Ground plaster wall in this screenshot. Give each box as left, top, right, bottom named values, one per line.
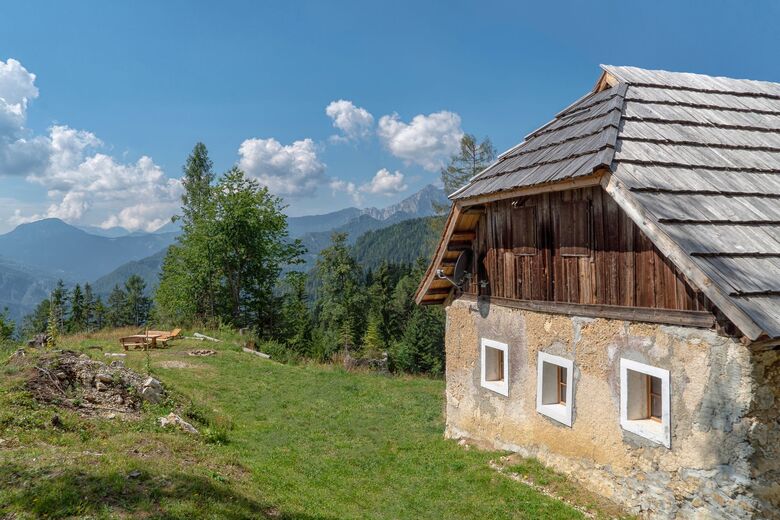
left=444, top=298, right=779, bottom=519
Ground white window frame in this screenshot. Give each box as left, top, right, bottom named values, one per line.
left=480, top=339, right=509, bottom=396
left=620, top=358, right=671, bottom=448
left=536, top=352, right=574, bottom=426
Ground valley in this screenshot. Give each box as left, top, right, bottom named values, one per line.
left=0, top=185, right=447, bottom=327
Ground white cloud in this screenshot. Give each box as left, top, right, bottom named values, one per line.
left=377, top=111, right=463, bottom=171
left=0, top=58, right=49, bottom=177
left=10, top=124, right=182, bottom=232
left=329, top=178, right=362, bottom=205
left=0, top=58, right=38, bottom=135
left=325, top=100, right=374, bottom=142
left=329, top=168, right=408, bottom=205
left=0, top=58, right=183, bottom=232
left=360, top=168, right=407, bottom=195
left=238, top=137, right=326, bottom=197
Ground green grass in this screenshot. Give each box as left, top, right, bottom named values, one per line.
left=0, top=331, right=594, bottom=519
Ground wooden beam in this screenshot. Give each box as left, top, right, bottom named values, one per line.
left=458, top=294, right=716, bottom=329
left=456, top=172, right=605, bottom=207
left=450, top=231, right=476, bottom=242
left=601, top=173, right=764, bottom=340
left=414, top=205, right=462, bottom=305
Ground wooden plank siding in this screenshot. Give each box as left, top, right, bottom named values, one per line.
left=465, top=186, right=711, bottom=313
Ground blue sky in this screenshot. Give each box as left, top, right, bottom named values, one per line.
left=1, top=0, right=779, bottom=232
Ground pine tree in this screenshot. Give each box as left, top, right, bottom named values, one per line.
left=106, top=285, right=128, bottom=327
left=93, top=297, right=106, bottom=330
left=315, top=232, right=366, bottom=355
left=69, top=284, right=86, bottom=332
left=361, top=313, right=384, bottom=357
left=0, top=308, right=15, bottom=342
left=50, top=280, right=68, bottom=331
left=83, top=283, right=96, bottom=331
left=22, top=298, right=50, bottom=336
left=280, top=272, right=313, bottom=354
left=46, top=300, right=59, bottom=348
left=125, top=275, right=151, bottom=327
left=158, top=143, right=219, bottom=322
left=440, top=134, right=496, bottom=197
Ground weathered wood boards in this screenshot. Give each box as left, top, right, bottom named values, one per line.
left=465, top=186, right=711, bottom=313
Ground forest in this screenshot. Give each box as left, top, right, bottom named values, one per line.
left=12, top=136, right=495, bottom=375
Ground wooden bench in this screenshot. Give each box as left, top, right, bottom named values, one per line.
left=120, top=334, right=160, bottom=351
left=146, top=328, right=182, bottom=347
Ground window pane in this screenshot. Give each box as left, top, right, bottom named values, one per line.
left=485, top=346, right=504, bottom=382
left=558, top=366, right=567, bottom=404
left=650, top=395, right=662, bottom=419
left=650, top=375, right=662, bottom=396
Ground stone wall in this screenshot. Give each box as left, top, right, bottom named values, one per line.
left=444, top=298, right=779, bottom=519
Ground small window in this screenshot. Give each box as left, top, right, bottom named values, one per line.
left=481, top=339, right=509, bottom=396
left=536, top=352, right=574, bottom=426
left=620, top=359, right=671, bottom=448
left=558, top=366, right=568, bottom=404
left=558, top=200, right=591, bottom=257
left=512, top=205, right=537, bottom=256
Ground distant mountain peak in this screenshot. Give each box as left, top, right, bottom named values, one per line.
left=360, top=184, right=447, bottom=221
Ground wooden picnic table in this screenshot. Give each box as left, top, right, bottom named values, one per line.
left=120, top=334, right=161, bottom=351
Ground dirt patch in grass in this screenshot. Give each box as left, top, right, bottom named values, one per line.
left=158, top=360, right=196, bottom=369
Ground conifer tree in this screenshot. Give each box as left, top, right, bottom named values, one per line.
left=93, top=297, right=106, bottom=330
left=125, top=275, right=151, bottom=326
left=46, top=300, right=59, bottom=348
left=69, top=284, right=86, bottom=332
left=281, top=272, right=312, bottom=354
left=83, top=283, right=96, bottom=331
left=50, top=280, right=68, bottom=331
left=106, top=285, right=128, bottom=327
left=440, top=134, right=496, bottom=197
left=315, top=232, right=366, bottom=354
left=0, top=308, right=14, bottom=342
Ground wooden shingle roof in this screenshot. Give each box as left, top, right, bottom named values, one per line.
left=439, top=65, right=780, bottom=341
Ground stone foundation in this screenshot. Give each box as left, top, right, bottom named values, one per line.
left=444, top=298, right=780, bottom=519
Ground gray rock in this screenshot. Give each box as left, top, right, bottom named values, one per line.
left=158, top=413, right=198, bottom=434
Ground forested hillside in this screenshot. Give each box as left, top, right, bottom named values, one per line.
left=92, top=249, right=167, bottom=297
left=352, top=216, right=443, bottom=272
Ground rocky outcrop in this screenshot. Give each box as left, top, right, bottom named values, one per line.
left=26, top=350, right=166, bottom=415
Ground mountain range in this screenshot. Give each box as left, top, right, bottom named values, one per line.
left=0, top=184, right=447, bottom=327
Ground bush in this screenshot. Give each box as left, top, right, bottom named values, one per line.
left=256, top=340, right=300, bottom=365
left=203, top=427, right=230, bottom=445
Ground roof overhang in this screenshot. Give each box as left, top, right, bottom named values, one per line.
left=414, top=172, right=607, bottom=305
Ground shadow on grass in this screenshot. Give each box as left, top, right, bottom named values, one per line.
left=0, top=463, right=333, bottom=520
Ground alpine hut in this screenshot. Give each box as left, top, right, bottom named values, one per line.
left=416, top=65, right=780, bottom=518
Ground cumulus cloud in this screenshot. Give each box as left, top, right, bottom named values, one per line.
left=329, top=178, right=361, bottom=205
left=238, top=137, right=326, bottom=197
left=0, top=58, right=38, bottom=135
left=0, top=58, right=183, bottom=232
left=18, top=125, right=183, bottom=231
left=360, top=168, right=407, bottom=195
left=0, top=58, right=50, bottom=177
left=329, top=168, right=408, bottom=205
left=325, top=100, right=374, bottom=142
left=377, top=111, right=463, bottom=171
